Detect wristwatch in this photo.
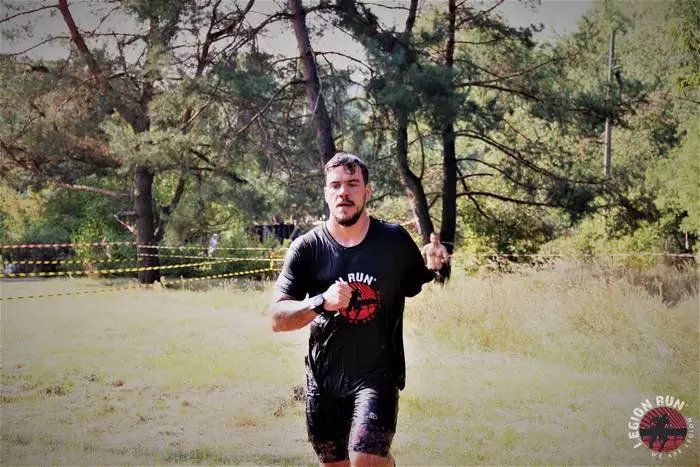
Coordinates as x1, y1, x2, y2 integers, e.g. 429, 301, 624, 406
310, 294, 326, 314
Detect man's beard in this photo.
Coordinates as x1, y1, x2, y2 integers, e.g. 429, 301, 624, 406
333, 198, 365, 227
336, 208, 363, 227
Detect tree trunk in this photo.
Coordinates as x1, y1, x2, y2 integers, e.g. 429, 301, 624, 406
440, 0, 458, 254
392, 0, 431, 242
134, 166, 160, 284
396, 110, 433, 243
288, 0, 336, 167
441, 125, 457, 254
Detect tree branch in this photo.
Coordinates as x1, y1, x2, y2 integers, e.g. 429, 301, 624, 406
456, 130, 601, 186
466, 193, 494, 220
359, 2, 412, 11
313, 50, 375, 73
189, 149, 247, 183
411, 119, 427, 179
457, 190, 563, 208
57, 0, 145, 130
51, 181, 130, 198
1, 4, 59, 24
404, 0, 419, 34
459, 172, 493, 179
232, 79, 302, 139
9, 36, 70, 56
459, 56, 559, 87
457, 155, 537, 190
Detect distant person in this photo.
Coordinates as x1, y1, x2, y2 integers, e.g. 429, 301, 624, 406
207, 233, 220, 257
422, 231, 450, 284
101, 236, 113, 259
262, 223, 274, 242
3, 262, 16, 275
270, 152, 434, 466
272, 215, 286, 244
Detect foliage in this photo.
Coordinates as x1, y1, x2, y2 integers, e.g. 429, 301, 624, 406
0, 0, 697, 260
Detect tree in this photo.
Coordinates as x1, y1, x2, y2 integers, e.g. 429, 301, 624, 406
334, 0, 435, 242
1, 0, 292, 282
335, 0, 608, 251
288, 0, 337, 168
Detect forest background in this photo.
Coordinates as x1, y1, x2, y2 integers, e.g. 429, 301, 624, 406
1, 1, 699, 464
0, 0, 698, 280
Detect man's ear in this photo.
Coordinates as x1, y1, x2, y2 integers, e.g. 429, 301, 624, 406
365, 183, 372, 200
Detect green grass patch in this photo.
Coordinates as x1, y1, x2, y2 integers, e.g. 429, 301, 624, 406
1, 265, 698, 465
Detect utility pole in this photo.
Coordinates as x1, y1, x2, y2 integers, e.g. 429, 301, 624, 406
604, 30, 616, 179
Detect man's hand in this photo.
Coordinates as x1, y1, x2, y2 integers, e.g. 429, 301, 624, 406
322, 279, 353, 311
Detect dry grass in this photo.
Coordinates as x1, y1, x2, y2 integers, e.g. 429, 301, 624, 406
1, 262, 698, 465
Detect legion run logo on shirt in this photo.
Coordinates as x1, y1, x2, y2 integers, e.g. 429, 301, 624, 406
335, 272, 381, 324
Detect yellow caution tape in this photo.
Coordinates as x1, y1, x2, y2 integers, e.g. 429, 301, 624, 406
0, 259, 235, 278
0, 241, 135, 249
1, 284, 142, 302
0, 241, 287, 252
137, 253, 285, 261
137, 245, 285, 252
1, 257, 136, 267
163, 267, 278, 285
1, 268, 281, 301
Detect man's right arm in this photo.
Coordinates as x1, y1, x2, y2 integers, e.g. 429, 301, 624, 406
270, 292, 317, 332
270, 281, 352, 332
271, 236, 315, 332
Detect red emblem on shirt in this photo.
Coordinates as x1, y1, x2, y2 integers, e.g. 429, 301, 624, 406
338, 282, 381, 324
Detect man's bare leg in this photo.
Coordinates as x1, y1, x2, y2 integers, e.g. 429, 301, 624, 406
321, 460, 350, 467
349, 451, 395, 467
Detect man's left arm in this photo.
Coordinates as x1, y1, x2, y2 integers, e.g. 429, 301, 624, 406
440, 246, 450, 265
399, 230, 435, 297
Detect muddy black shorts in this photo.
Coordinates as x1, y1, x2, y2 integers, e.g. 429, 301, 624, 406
306, 382, 399, 463
429, 268, 444, 284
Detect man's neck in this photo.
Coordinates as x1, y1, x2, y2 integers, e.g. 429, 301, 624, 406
326, 213, 371, 247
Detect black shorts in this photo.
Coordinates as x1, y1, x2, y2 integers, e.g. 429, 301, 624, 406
430, 268, 444, 283
430, 264, 450, 284
306, 382, 399, 463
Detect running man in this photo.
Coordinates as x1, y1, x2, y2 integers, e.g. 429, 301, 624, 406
422, 231, 450, 284
270, 153, 434, 466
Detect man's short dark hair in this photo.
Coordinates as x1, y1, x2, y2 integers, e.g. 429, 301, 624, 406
325, 152, 369, 184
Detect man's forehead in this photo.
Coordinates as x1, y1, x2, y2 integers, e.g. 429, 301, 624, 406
326, 165, 363, 182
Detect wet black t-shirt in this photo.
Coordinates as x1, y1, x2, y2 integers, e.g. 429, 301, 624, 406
274, 217, 434, 397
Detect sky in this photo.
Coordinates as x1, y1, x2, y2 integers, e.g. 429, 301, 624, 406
1, 0, 594, 62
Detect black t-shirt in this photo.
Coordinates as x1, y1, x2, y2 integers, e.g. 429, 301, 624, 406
274, 217, 434, 397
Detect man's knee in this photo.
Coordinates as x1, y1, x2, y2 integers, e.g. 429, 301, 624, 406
349, 451, 394, 467
320, 460, 350, 467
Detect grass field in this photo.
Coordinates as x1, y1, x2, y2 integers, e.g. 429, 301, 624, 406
1, 261, 698, 465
